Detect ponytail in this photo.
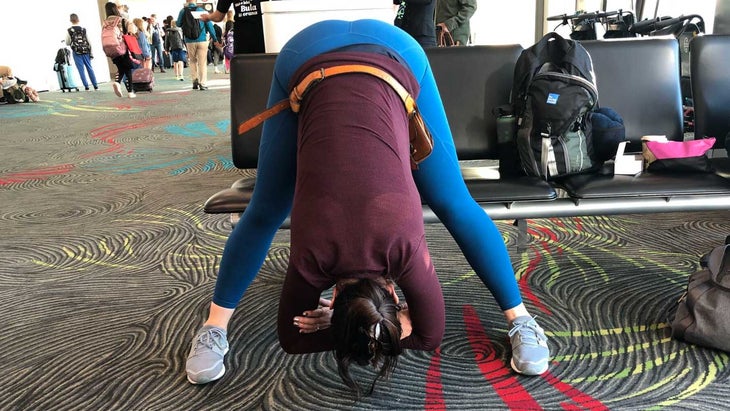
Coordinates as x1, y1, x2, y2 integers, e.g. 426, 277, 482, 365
331, 278, 402, 396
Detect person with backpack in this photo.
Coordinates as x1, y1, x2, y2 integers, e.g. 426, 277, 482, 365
165, 21, 186, 81
177, 2, 219, 91
102, 2, 135, 98
66, 13, 98, 91
184, 19, 551, 386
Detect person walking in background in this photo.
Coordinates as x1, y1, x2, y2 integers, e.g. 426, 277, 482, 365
165, 21, 186, 81
393, 0, 437, 48
178, 1, 219, 91
201, 0, 265, 54
102, 2, 135, 98
209, 22, 224, 74
66, 13, 98, 91
222, 10, 234, 74
148, 14, 166, 73
435, 0, 477, 46
222, 27, 234, 74
132, 18, 152, 70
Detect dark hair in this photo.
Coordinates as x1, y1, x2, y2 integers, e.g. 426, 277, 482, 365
330, 278, 402, 396
104, 2, 120, 18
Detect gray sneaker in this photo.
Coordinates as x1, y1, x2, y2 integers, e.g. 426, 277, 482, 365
508, 316, 549, 375
186, 325, 229, 384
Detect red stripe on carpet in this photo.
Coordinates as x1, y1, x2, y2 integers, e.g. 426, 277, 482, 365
463, 305, 542, 410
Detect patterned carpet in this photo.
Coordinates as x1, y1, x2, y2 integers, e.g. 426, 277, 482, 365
1, 71, 729, 411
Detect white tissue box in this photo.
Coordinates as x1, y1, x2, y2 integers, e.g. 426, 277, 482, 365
613, 141, 644, 175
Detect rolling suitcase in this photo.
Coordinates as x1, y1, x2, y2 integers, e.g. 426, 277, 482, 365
53, 48, 79, 92
132, 67, 154, 92
163, 52, 172, 69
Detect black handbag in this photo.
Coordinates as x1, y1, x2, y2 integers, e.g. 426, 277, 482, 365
670, 240, 730, 352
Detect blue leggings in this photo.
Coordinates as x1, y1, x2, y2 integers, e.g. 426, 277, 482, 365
213, 19, 522, 311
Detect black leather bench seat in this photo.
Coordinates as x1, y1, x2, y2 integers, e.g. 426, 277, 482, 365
208, 37, 730, 229
465, 174, 557, 203
560, 171, 730, 199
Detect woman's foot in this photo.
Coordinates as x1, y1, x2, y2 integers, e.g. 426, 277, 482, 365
112, 82, 123, 97
186, 325, 229, 384
508, 316, 549, 375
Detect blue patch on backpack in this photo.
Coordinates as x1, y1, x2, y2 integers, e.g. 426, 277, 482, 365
546, 93, 559, 104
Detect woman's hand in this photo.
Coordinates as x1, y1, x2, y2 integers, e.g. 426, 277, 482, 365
293, 298, 332, 334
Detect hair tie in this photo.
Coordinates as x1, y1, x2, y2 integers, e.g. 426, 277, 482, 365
374, 322, 381, 339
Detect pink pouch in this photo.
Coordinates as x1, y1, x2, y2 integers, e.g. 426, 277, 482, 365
643, 138, 716, 173
644, 138, 715, 159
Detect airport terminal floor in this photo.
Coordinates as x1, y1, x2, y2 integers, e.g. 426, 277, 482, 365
1, 70, 730, 409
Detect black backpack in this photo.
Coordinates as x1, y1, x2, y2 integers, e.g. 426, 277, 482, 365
68, 26, 91, 55
55, 48, 70, 66
512, 32, 599, 180
2, 85, 28, 104
181, 7, 202, 40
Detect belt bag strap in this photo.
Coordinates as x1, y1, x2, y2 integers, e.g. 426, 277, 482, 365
237, 64, 418, 136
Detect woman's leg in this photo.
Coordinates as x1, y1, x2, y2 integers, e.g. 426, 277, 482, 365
408, 65, 523, 312
401, 27, 548, 375
122, 59, 134, 92
186, 25, 301, 385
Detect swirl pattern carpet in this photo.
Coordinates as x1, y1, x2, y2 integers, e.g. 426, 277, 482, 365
1, 73, 729, 410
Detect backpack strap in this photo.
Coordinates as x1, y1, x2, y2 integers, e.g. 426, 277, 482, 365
237, 64, 417, 136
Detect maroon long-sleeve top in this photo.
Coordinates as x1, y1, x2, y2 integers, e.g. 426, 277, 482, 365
276, 51, 446, 354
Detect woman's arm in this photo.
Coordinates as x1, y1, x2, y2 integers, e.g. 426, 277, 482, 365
277, 266, 335, 354
395, 237, 445, 350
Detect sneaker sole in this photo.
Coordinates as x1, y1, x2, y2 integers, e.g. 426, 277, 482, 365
510, 358, 548, 376
186, 346, 229, 384
187, 365, 226, 385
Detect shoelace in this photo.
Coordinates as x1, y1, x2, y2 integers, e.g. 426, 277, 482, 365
193, 329, 226, 354
508, 318, 544, 345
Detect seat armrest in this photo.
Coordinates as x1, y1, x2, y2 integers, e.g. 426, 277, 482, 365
203, 178, 255, 214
